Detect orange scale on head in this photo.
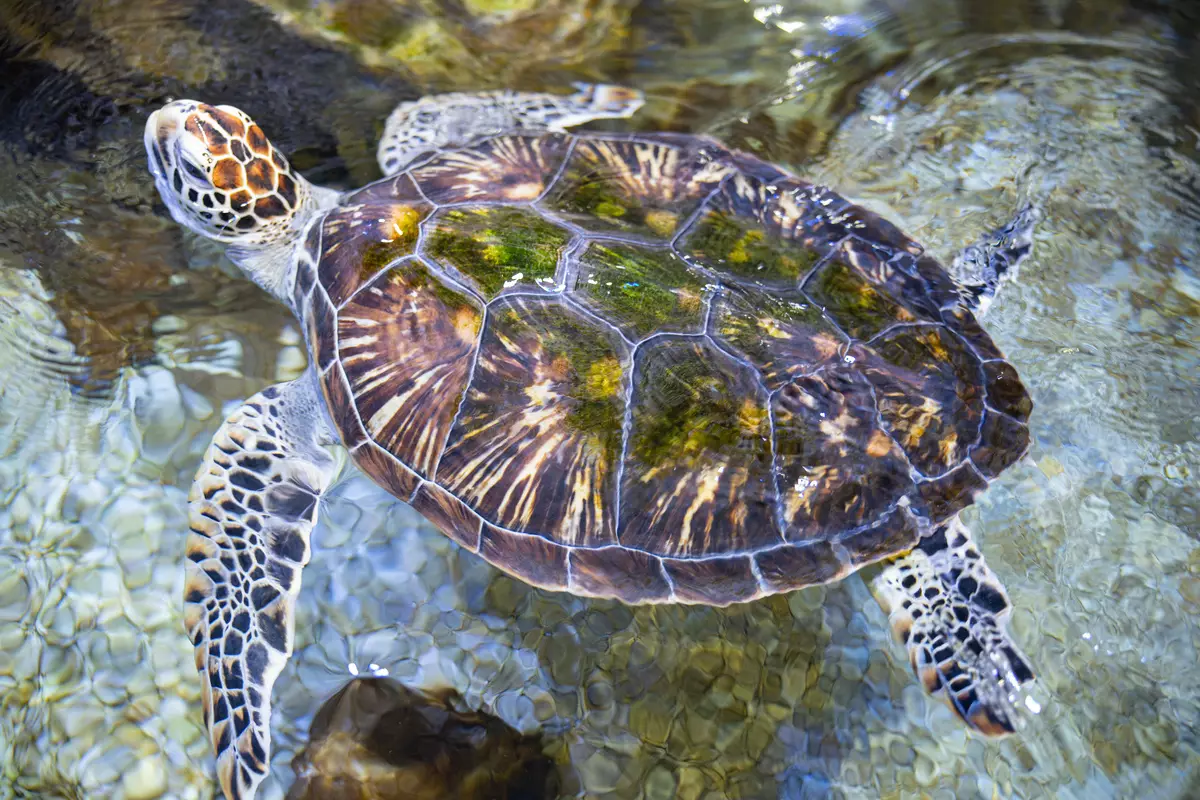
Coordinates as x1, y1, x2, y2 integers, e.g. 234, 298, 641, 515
186, 113, 232, 156
204, 105, 246, 138
212, 158, 245, 192
245, 159, 276, 196
254, 195, 288, 219
246, 124, 270, 156
230, 190, 253, 213
277, 173, 298, 208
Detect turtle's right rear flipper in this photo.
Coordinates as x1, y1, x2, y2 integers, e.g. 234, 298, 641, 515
870, 519, 1037, 736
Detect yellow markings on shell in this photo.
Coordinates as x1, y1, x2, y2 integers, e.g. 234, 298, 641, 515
818, 408, 857, 445
938, 432, 959, 465
811, 332, 842, 359
585, 356, 623, 398
524, 380, 559, 406
728, 229, 765, 264
866, 429, 894, 458
676, 288, 703, 314
786, 465, 832, 519
644, 209, 679, 237
453, 307, 482, 344
921, 330, 951, 363
675, 462, 726, 554
897, 396, 941, 448
737, 398, 768, 433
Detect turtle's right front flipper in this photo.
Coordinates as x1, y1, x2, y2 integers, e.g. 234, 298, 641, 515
184, 374, 338, 800
871, 519, 1037, 736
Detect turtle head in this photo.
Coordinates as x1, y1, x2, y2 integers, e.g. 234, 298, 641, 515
146, 101, 312, 248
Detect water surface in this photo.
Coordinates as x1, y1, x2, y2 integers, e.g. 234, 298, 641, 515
0, 0, 1197, 797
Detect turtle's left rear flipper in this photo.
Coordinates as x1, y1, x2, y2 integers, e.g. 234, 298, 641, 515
950, 203, 1040, 316
183, 374, 338, 800
870, 519, 1037, 736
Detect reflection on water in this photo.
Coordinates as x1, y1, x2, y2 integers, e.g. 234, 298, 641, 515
1, 0, 1197, 798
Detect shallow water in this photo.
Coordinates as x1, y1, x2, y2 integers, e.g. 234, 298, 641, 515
1, 0, 1198, 798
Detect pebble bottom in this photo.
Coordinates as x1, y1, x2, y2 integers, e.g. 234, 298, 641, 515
2, 20, 1199, 800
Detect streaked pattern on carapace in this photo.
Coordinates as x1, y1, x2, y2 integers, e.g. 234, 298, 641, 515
412, 134, 570, 204
619, 338, 779, 557
300, 130, 1032, 602
316, 199, 433, 306
772, 368, 913, 540
337, 260, 481, 477
852, 325, 985, 476
711, 284, 847, 390
436, 297, 629, 546
543, 137, 732, 238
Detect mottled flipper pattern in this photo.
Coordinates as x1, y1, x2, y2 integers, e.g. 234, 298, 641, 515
377, 84, 644, 175
872, 519, 1035, 736
950, 203, 1040, 316
183, 375, 337, 800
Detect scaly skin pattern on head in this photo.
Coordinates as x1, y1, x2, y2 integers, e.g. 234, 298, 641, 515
145, 101, 315, 249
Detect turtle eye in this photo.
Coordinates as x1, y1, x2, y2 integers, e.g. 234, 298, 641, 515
181, 157, 209, 184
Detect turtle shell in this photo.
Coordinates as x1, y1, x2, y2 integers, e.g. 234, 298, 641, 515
293, 132, 1032, 606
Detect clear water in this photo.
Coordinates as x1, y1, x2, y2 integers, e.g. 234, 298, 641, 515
1, 0, 1197, 797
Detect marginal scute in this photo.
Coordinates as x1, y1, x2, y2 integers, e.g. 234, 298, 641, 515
411, 483, 482, 552
711, 285, 847, 389
344, 172, 427, 207
852, 326, 985, 476
338, 259, 481, 476
543, 136, 731, 238
319, 362, 366, 449
840, 507, 920, 566
424, 206, 571, 298
413, 134, 570, 204
620, 338, 779, 557
970, 411, 1030, 478
572, 242, 710, 340
568, 547, 671, 603
352, 442, 421, 503
317, 199, 433, 306
983, 360, 1033, 422
479, 525, 569, 591
913, 463, 989, 524
681, 174, 828, 287
292, 260, 315, 315
754, 541, 847, 593
773, 368, 913, 541
661, 556, 762, 605
437, 297, 627, 546
309, 294, 336, 370
942, 306, 1004, 360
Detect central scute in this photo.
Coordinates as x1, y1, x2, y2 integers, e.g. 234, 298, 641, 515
306, 131, 1031, 604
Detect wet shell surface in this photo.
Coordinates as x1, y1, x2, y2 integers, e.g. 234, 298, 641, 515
291, 132, 1031, 606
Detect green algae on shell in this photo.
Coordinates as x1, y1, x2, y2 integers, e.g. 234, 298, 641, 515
573, 242, 711, 339
684, 209, 821, 287
424, 206, 571, 298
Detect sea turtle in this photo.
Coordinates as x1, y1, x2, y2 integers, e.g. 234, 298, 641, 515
145, 84, 1041, 800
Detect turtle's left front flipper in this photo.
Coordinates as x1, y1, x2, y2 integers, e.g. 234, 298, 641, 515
870, 519, 1037, 736
184, 374, 338, 800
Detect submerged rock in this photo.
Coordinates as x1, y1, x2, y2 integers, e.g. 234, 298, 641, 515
287, 678, 558, 800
